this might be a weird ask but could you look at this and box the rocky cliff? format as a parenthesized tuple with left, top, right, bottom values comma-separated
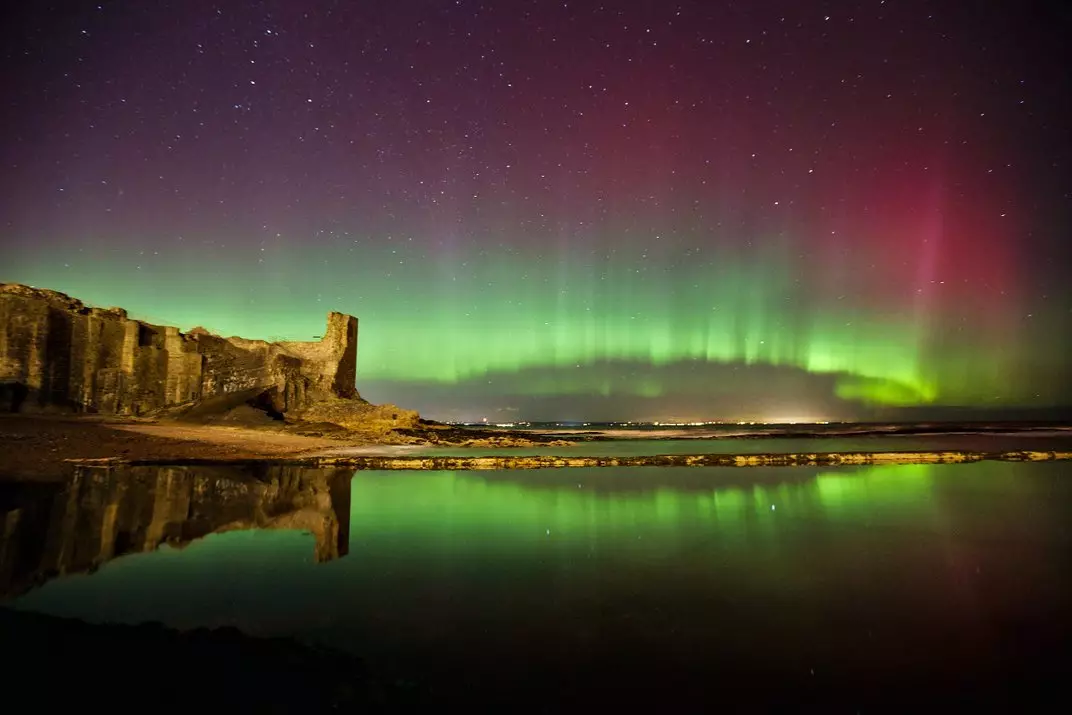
(0, 283, 358, 416)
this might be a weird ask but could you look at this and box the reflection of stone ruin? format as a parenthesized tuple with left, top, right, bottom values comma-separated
(0, 283, 357, 415)
(0, 465, 352, 599)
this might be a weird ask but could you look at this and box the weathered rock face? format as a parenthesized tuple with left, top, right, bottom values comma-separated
(0, 464, 353, 599)
(0, 283, 358, 415)
(294, 396, 421, 435)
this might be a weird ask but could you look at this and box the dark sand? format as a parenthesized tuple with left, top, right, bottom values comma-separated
(0, 414, 352, 480)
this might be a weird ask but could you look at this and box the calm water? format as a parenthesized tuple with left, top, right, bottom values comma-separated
(3, 460, 1070, 708)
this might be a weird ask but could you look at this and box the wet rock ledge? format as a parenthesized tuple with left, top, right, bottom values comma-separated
(71, 449, 1072, 471)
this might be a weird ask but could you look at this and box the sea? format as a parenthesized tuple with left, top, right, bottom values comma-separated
(2, 423, 1070, 709)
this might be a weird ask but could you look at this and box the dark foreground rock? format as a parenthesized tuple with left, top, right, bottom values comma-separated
(3, 606, 1062, 713)
(0, 608, 414, 711)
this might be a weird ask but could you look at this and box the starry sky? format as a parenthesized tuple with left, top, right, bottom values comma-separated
(3, 0, 1070, 422)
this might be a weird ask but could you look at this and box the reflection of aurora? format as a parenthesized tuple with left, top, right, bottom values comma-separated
(16, 464, 953, 619)
(348, 464, 946, 546)
(15, 462, 1068, 657)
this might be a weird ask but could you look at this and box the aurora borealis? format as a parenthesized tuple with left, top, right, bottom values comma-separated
(2, 1, 1069, 421)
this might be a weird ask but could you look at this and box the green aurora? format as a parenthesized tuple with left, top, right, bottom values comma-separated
(10, 235, 1051, 420)
(3, 0, 1069, 422)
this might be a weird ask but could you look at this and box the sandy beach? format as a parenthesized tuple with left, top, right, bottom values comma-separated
(0, 414, 360, 480)
(0, 414, 574, 479)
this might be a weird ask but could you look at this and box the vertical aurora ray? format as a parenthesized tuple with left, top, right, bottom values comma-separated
(345, 235, 953, 406)
(1, 0, 1066, 419)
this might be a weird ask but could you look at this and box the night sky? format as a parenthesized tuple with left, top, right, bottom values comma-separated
(3, 1, 1070, 422)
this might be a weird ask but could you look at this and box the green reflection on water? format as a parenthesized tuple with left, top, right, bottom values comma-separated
(14, 463, 950, 618)
(346, 463, 943, 547)
(16, 460, 1018, 646)
(10, 460, 1070, 706)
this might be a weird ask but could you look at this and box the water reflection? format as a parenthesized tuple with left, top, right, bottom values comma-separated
(2, 461, 1069, 708)
(0, 464, 352, 599)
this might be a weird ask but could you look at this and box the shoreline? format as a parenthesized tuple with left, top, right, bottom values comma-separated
(4, 413, 1072, 480)
(0, 413, 571, 480)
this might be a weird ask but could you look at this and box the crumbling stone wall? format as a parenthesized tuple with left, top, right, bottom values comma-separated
(0, 283, 359, 415)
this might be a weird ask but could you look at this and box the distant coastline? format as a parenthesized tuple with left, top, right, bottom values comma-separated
(452, 420, 1072, 440)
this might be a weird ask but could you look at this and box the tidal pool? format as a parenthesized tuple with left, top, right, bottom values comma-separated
(2, 460, 1069, 708)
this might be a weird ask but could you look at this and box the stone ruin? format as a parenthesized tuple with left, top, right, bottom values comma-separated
(0, 283, 359, 417)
